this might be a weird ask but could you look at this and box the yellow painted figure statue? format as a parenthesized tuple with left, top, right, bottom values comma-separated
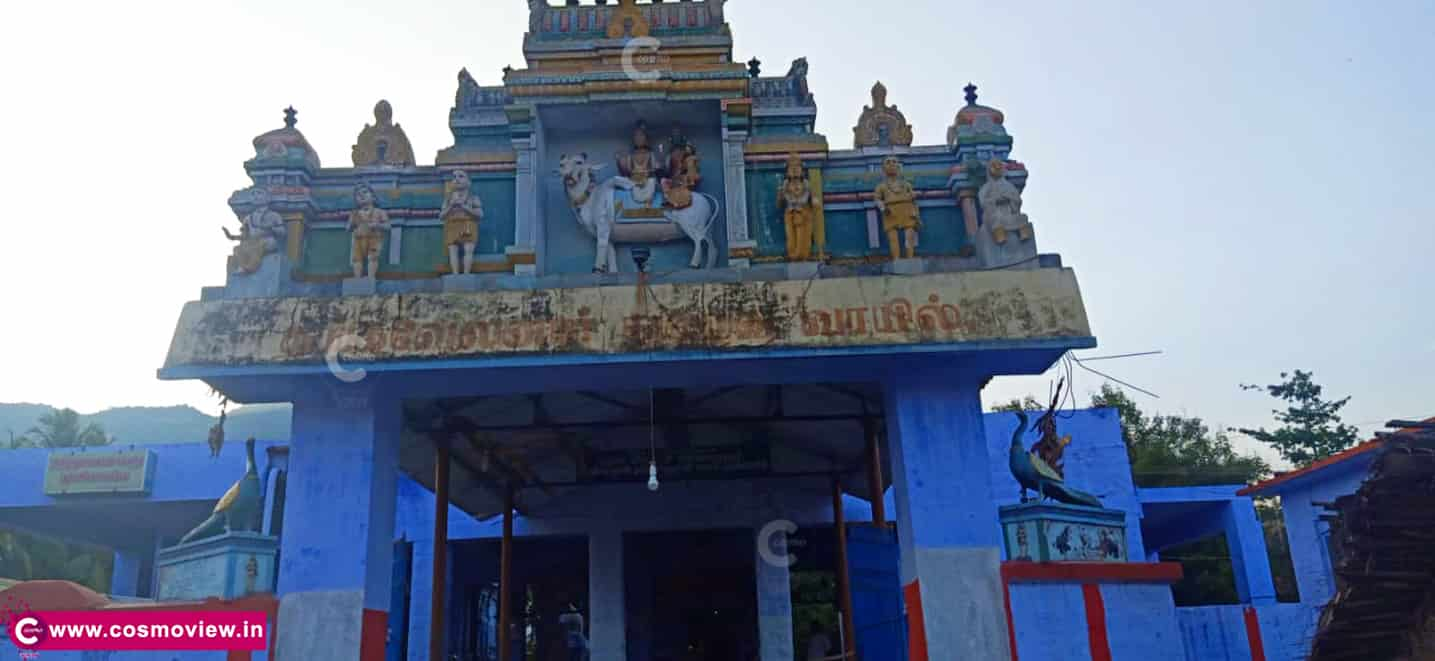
(779, 153, 817, 260)
(223, 187, 286, 274)
(873, 156, 921, 259)
(348, 182, 390, 279)
(441, 170, 484, 274)
(616, 121, 658, 206)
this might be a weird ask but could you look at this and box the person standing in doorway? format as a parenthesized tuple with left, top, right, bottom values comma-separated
(559, 602, 588, 661)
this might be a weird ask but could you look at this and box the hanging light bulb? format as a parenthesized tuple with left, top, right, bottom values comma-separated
(647, 387, 660, 492)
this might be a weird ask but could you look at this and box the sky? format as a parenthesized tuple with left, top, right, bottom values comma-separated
(1, 1, 1430, 466)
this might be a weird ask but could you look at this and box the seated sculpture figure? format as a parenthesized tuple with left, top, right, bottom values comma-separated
(441, 170, 484, 275)
(616, 121, 659, 207)
(978, 159, 1033, 244)
(662, 142, 700, 211)
(223, 187, 286, 275)
(348, 182, 390, 279)
(873, 156, 921, 259)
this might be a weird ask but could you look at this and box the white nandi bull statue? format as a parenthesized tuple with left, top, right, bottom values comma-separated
(557, 153, 719, 272)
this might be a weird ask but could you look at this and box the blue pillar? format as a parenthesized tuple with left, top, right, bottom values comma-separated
(884, 374, 1011, 661)
(1223, 497, 1277, 605)
(589, 528, 627, 661)
(275, 387, 401, 661)
(754, 524, 793, 661)
(111, 548, 145, 597)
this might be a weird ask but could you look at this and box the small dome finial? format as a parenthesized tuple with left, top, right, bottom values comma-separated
(964, 83, 979, 106)
(283, 106, 297, 129)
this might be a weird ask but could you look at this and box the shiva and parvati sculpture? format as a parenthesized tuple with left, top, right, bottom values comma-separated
(873, 156, 922, 260)
(978, 158, 1033, 245)
(348, 182, 391, 279)
(779, 152, 825, 261)
(557, 121, 719, 273)
(224, 187, 286, 275)
(441, 170, 485, 275)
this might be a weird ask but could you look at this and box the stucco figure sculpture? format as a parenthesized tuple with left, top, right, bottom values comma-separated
(1008, 411, 1100, 507)
(441, 170, 485, 275)
(873, 156, 921, 259)
(779, 153, 824, 261)
(616, 121, 659, 207)
(352, 100, 416, 167)
(979, 159, 1033, 244)
(558, 153, 719, 273)
(853, 81, 914, 148)
(223, 188, 286, 275)
(662, 140, 701, 211)
(179, 438, 261, 544)
(348, 182, 390, 279)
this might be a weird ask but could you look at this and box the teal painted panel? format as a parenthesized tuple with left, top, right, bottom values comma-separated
(824, 210, 871, 258)
(916, 205, 970, 256)
(303, 227, 367, 276)
(746, 170, 785, 257)
(473, 177, 516, 256)
(398, 226, 445, 273)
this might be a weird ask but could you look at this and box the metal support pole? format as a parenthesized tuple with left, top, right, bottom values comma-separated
(865, 420, 886, 525)
(833, 477, 858, 660)
(430, 443, 451, 661)
(499, 486, 515, 661)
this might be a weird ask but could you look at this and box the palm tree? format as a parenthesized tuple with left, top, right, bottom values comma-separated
(27, 409, 111, 448)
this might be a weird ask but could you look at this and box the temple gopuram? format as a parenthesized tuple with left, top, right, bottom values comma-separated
(144, 2, 1237, 660)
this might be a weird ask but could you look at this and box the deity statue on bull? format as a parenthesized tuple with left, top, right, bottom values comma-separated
(616, 121, 659, 207)
(661, 125, 700, 211)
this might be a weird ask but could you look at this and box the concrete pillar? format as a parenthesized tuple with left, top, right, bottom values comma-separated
(508, 108, 543, 275)
(405, 538, 436, 661)
(276, 388, 401, 661)
(721, 125, 754, 268)
(1223, 497, 1277, 605)
(588, 528, 627, 661)
(111, 548, 145, 597)
(755, 524, 794, 661)
(884, 374, 1012, 661)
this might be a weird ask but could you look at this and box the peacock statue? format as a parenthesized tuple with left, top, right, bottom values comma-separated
(180, 437, 263, 544)
(1008, 411, 1102, 508)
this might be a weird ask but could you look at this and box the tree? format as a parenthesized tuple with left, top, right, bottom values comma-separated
(1092, 384, 1270, 487)
(991, 395, 1043, 413)
(26, 408, 112, 448)
(1237, 370, 1359, 467)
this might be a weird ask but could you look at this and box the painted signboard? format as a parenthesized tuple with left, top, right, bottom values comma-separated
(43, 450, 157, 496)
(164, 269, 1091, 368)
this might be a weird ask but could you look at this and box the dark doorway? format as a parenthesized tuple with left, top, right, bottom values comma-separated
(626, 530, 759, 661)
(451, 536, 589, 661)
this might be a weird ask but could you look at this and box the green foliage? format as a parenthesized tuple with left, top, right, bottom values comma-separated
(0, 529, 112, 593)
(1092, 384, 1271, 487)
(26, 408, 113, 448)
(991, 395, 1044, 413)
(1237, 370, 1360, 467)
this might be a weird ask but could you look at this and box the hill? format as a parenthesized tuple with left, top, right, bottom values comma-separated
(0, 402, 291, 446)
